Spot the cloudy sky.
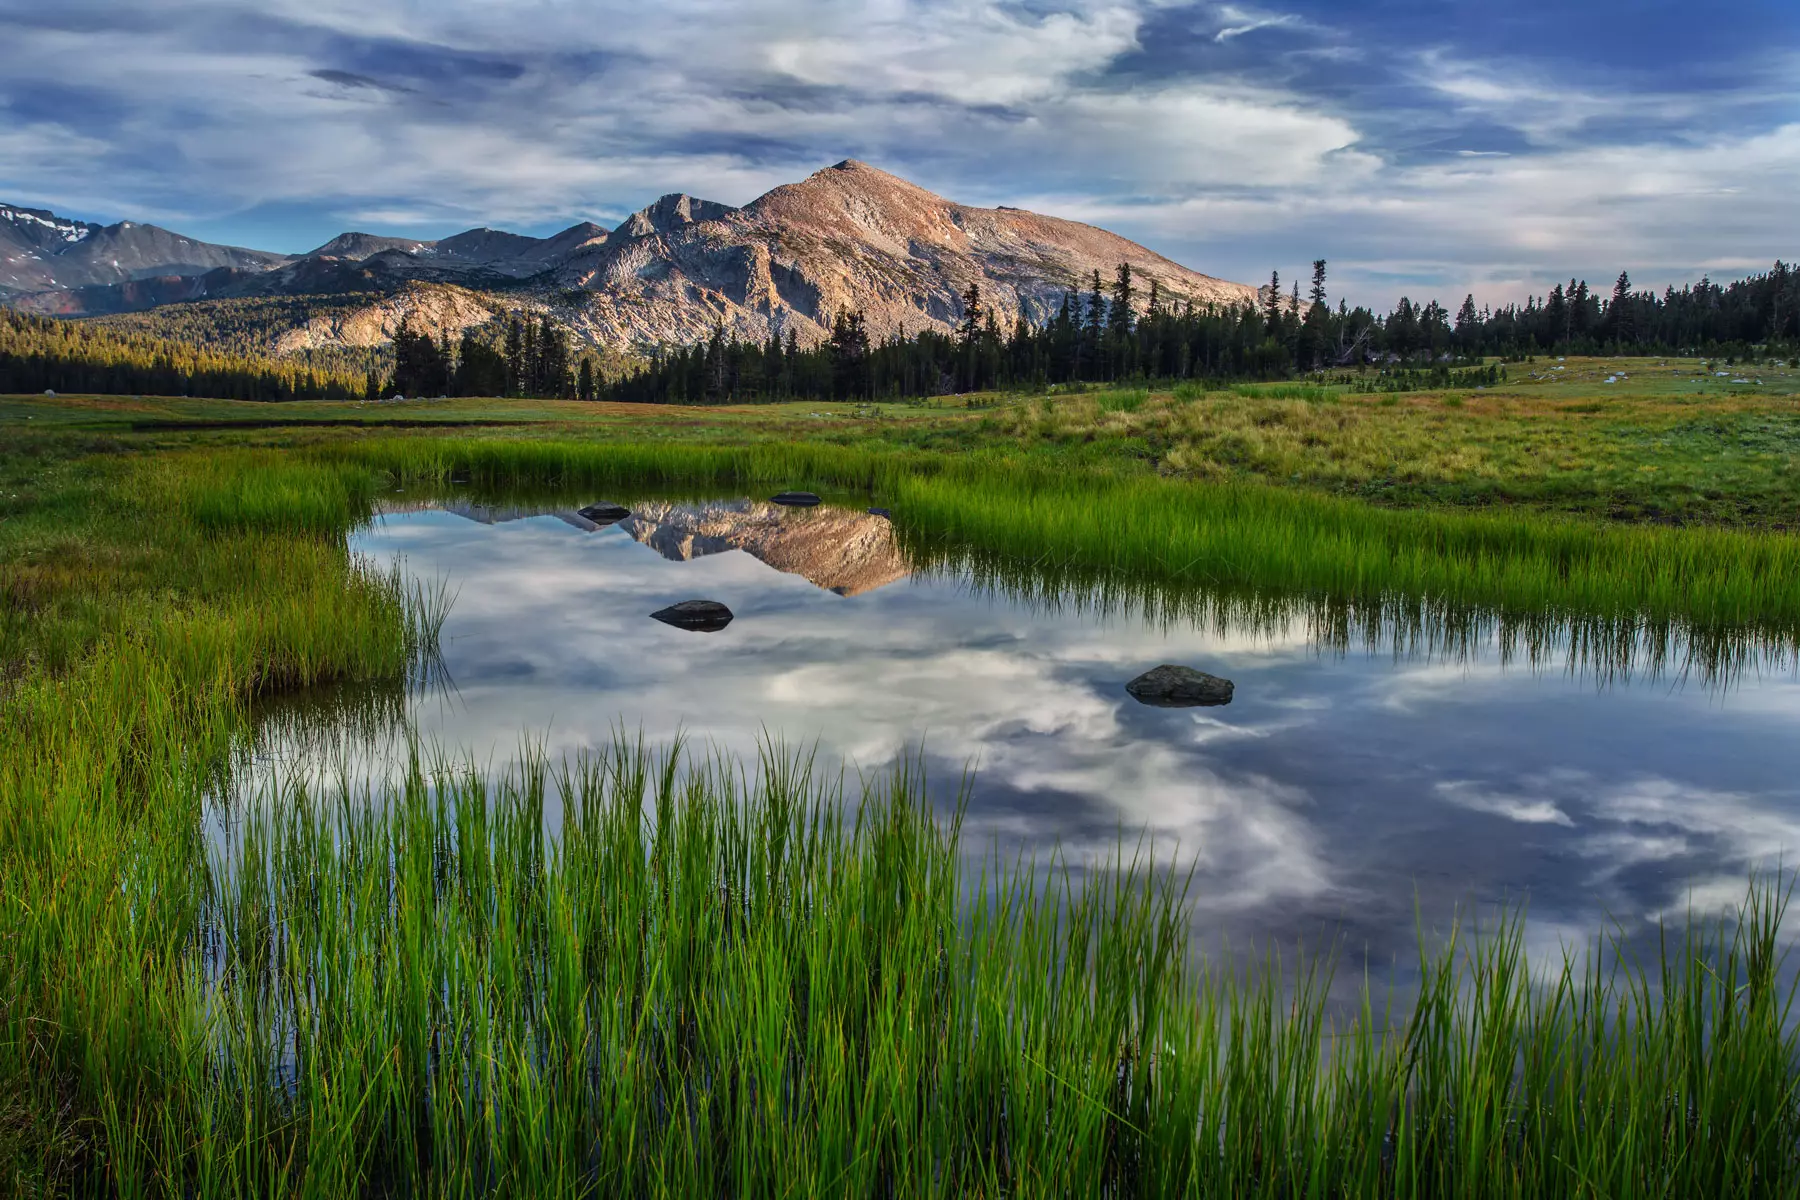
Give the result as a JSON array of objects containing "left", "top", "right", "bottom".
[{"left": 2, "top": 1, "right": 1796, "bottom": 306}]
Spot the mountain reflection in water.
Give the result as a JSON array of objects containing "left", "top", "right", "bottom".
[
  {"left": 226, "top": 494, "right": 1800, "bottom": 968},
  {"left": 618, "top": 500, "right": 909, "bottom": 597}
]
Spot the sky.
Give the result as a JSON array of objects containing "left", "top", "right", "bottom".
[{"left": 1, "top": 0, "right": 1796, "bottom": 308}]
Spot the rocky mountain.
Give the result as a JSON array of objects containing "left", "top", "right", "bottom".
[
  {"left": 3, "top": 162, "right": 1258, "bottom": 349},
  {"left": 0, "top": 204, "right": 285, "bottom": 296},
  {"left": 552, "top": 160, "right": 1256, "bottom": 347},
  {"left": 304, "top": 232, "right": 433, "bottom": 261}
]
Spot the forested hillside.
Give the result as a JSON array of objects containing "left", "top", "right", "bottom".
[
  {"left": 0, "top": 310, "right": 366, "bottom": 400},
  {"left": 90, "top": 295, "right": 392, "bottom": 381}
]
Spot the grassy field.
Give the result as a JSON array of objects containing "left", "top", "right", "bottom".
[
  {"left": 9, "top": 356, "right": 1798, "bottom": 525},
  {"left": 3, "top": 363, "right": 1800, "bottom": 1193}
]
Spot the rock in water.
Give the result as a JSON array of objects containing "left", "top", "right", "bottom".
[
  {"left": 771, "top": 491, "right": 821, "bottom": 507},
  {"left": 578, "top": 501, "right": 632, "bottom": 525},
  {"left": 1125, "top": 665, "right": 1234, "bottom": 708},
  {"left": 867, "top": 507, "right": 892, "bottom": 519},
  {"left": 650, "top": 599, "right": 734, "bottom": 632}
]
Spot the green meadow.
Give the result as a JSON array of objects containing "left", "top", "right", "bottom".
[{"left": 3, "top": 365, "right": 1800, "bottom": 1194}]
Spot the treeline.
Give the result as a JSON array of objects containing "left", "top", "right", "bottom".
[
  {"left": 0, "top": 309, "right": 365, "bottom": 401},
  {"left": 387, "top": 315, "right": 597, "bottom": 400},
  {"left": 606, "top": 259, "right": 1800, "bottom": 403}
]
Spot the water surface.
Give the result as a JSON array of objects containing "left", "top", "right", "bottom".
[{"left": 241, "top": 492, "right": 1800, "bottom": 965}]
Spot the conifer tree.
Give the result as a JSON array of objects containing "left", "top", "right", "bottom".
[
  {"left": 1607, "top": 270, "right": 1635, "bottom": 345},
  {"left": 503, "top": 318, "right": 525, "bottom": 396}
]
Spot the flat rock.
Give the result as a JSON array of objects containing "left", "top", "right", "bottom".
[
  {"left": 1125, "top": 664, "right": 1234, "bottom": 708},
  {"left": 867, "top": 507, "right": 892, "bottom": 519},
  {"left": 578, "top": 501, "right": 632, "bottom": 525},
  {"left": 650, "top": 599, "right": 734, "bottom": 633},
  {"left": 771, "top": 491, "right": 821, "bottom": 507}
]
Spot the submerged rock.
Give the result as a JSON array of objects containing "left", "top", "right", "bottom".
[
  {"left": 1125, "top": 665, "right": 1234, "bottom": 708},
  {"left": 650, "top": 599, "right": 734, "bottom": 633},
  {"left": 578, "top": 501, "right": 633, "bottom": 525},
  {"left": 771, "top": 491, "right": 821, "bottom": 507}
]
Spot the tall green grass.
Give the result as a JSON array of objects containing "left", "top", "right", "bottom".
[
  {"left": 5, "top": 440, "right": 1799, "bottom": 1194},
  {"left": 1230, "top": 383, "right": 1339, "bottom": 403},
  {"left": 60, "top": 744, "right": 1798, "bottom": 1195},
  {"left": 0, "top": 447, "right": 447, "bottom": 1190}
]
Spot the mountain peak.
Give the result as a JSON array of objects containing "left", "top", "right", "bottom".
[
  {"left": 1, "top": 203, "right": 101, "bottom": 249},
  {"left": 613, "top": 193, "right": 737, "bottom": 239},
  {"left": 307, "top": 232, "right": 432, "bottom": 260}
]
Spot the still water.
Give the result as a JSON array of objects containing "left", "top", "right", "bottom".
[{"left": 246, "top": 492, "right": 1800, "bottom": 964}]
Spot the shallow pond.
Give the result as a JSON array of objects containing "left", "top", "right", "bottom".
[{"left": 241, "top": 491, "right": 1800, "bottom": 965}]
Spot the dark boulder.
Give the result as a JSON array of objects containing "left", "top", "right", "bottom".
[
  {"left": 867, "top": 507, "right": 892, "bottom": 519},
  {"left": 771, "top": 491, "right": 821, "bottom": 507},
  {"left": 578, "top": 501, "right": 632, "bottom": 525},
  {"left": 1125, "top": 665, "right": 1234, "bottom": 708},
  {"left": 651, "top": 599, "right": 734, "bottom": 633}
]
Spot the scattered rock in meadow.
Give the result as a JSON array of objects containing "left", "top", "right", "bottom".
[
  {"left": 650, "top": 599, "right": 734, "bottom": 632},
  {"left": 1125, "top": 665, "right": 1234, "bottom": 708},
  {"left": 772, "top": 491, "right": 822, "bottom": 507},
  {"left": 578, "top": 501, "right": 632, "bottom": 525}
]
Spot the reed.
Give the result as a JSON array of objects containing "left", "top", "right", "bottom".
[{"left": 49, "top": 744, "right": 1800, "bottom": 1196}]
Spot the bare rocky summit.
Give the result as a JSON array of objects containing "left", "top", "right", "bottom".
[{"left": 554, "top": 160, "right": 1256, "bottom": 346}]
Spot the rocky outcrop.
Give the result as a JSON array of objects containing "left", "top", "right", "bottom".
[
  {"left": 620, "top": 500, "right": 909, "bottom": 597},
  {"left": 272, "top": 284, "right": 510, "bottom": 352}
]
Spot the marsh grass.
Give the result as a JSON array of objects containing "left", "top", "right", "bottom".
[
  {"left": 5, "top": 438, "right": 1800, "bottom": 1194},
  {"left": 71, "top": 743, "right": 1798, "bottom": 1195},
  {"left": 1231, "top": 383, "right": 1339, "bottom": 404},
  {"left": 1099, "top": 387, "right": 1152, "bottom": 414},
  {"left": 313, "top": 436, "right": 1800, "bottom": 647},
  {"left": 0, "top": 445, "right": 448, "bottom": 1190}
]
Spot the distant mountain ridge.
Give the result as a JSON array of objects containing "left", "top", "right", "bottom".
[
  {"left": 0, "top": 204, "right": 285, "bottom": 296},
  {"left": 1, "top": 163, "right": 1259, "bottom": 352}
]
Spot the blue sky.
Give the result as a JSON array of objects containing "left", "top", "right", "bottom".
[{"left": 1, "top": 1, "right": 1795, "bottom": 307}]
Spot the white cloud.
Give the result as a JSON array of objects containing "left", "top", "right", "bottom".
[
  {"left": 1212, "top": 4, "right": 1300, "bottom": 42},
  {"left": 0, "top": 1, "right": 1795, "bottom": 304}
]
